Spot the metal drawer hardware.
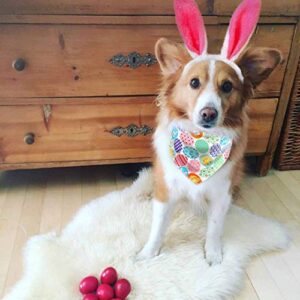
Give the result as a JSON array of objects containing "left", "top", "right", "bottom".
[
  {"left": 24, "top": 133, "right": 35, "bottom": 145},
  {"left": 12, "top": 58, "right": 26, "bottom": 71},
  {"left": 109, "top": 52, "right": 157, "bottom": 69},
  {"left": 110, "top": 124, "right": 153, "bottom": 137}
]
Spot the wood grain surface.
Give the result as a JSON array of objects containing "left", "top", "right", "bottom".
[
  {"left": 0, "top": 97, "right": 277, "bottom": 169},
  {"left": 0, "top": 24, "right": 293, "bottom": 98},
  {"left": 0, "top": 0, "right": 299, "bottom": 16}
]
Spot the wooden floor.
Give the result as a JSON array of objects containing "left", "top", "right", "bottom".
[{"left": 0, "top": 165, "right": 300, "bottom": 300}]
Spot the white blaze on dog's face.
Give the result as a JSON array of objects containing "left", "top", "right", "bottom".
[{"left": 155, "top": 38, "right": 281, "bottom": 132}]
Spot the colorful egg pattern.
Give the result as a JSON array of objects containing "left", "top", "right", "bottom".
[
  {"left": 209, "top": 143, "right": 222, "bottom": 157},
  {"left": 172, "top": 127, "right": 179, "bottom": 140},
  {"left": 187, "top": 160, "right": 200, "bottom": 173},
  {"left": 174, "top": 139, "right": 182, "bottom": 153},
  {"left": 188, "top": 173, "right": 202, "bottom": 184},
  {"left": 223, "top": 148, "right": 231, "bottom": 160},
  {"left": 220, "top": 136, "right": 230, "bottom": 146},
  {"left": 183, "top": 146, "right": 199, "bottom": 159},
  {"left": 175, "top": 154, "right": 188, "bottom": 167},
  {"left": 169, "top": 145, "right": 175, "bottom": 157},
  {"left": 180, "top": 132, "right": 194, "bottom": 146},
  {"left": 200, "top": 155, "right": 213, "bottom": 166},
  {"left": 195, "top": 139, "right": 209, "bottom": 153},
  {"left": 180, "top": 166, "right": 189, "bottom": 175},
  {"left": 191, "top": 132, "right": 203, "bottom": 139},
  {"left": 170, "top": 126, "right": 232, "bottom": 184}
]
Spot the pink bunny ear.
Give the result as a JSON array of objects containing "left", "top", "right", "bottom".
[
  {"left": 221, "top": 0, "right": 261, "bottom": 61},
  {"left": 174, "top": 0, "right": 207, "bottom": 56}
]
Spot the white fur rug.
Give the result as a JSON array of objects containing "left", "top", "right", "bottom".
[{"left": 2, "top": 169, "right": 289, "bottom": 300}]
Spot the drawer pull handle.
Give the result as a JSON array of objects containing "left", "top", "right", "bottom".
[
  {"left": 109, "top": 52, "right": 157, "bottom": 69},
  {"left": 110, "top": 124, "right": 152, "bottom": 137},
  {"left": 24, "top": 133, "right": 35, "bottom": 145},
  {"left": 13, "top": 58, "right": 26, "bottom": 71}
]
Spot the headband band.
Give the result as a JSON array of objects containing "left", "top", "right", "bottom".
[{"left": 183, "top": 54, "right": 244, "bottom": 82}]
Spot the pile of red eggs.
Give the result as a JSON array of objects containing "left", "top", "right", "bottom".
[{"left": 79, "top": 267, "right": 131, "bottom": 300}]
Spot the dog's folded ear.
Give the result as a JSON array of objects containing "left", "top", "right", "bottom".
[
  {"left": 155, "top": 38, "right": 191, "bottom": 76},
  {"left": 236, "top": 47, "right": 282, "bottom": 88}
]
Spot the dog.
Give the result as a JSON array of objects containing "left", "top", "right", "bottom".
[{"left": 137, "top": 0, "right": 282, "bottom": 265}]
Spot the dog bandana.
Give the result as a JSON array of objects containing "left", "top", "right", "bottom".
[{"left": 170, "top": 127, "right": 232, "bottom": 184}]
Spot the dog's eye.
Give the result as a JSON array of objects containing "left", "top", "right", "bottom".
[
  {"left": 221, "top": 81, "right": 233, "bottom": 93},
  {"left": 190, "top": 78, "right": 200, "bottom": 89}
]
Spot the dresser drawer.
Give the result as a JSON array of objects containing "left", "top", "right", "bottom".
[
  {"left": 0, "top": 97, "right": 276, "bottom": 167},
  {"left": 0, "top": 24, "right": 293, "bottom": 98},
  {"left": 1, "top": 0, "right": 298, "bottom": 16},
  {"left": 0, "top": 98, "right": 157, "bottom": 165}
]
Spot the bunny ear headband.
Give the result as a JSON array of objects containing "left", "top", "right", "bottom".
[{"left": 174, "top": 0, "right": 261, "bottom": 81}]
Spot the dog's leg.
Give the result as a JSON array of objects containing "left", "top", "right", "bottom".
[
  {"left": 136, "top": 199, "right": 174, "bottom": 260},
  {"left": 205, "top": 192, "right": 231, "bottom": 265}
]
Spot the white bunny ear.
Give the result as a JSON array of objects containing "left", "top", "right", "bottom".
[
  {"left": 174, "top": 0, "right": 207, "bottom": 57},
  {"left": 221, "top": 0, "right": 261, "bottom": 61}
]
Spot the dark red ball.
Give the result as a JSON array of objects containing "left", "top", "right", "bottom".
[
  {"left": 79, "top": 276, "right": 98, "bottom": 295},
  {"left": 83, "top": 294, "right": 98, "bottom": 300},
  {"left": 97, "top": 284, "right": 115, "bottom": 300},
  {"left": 114, "top": 279, "right": 131, "bottom": 299},
  {"left": 100, "top": 267, "right": 118, "bottom": 285}
]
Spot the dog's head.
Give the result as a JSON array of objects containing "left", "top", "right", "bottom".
[{"left": 156, "top": 0, "right": 281, "bottom": 133}]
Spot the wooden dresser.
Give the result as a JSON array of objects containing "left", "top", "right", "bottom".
[{"left": 0, "top": 1, "right": 299, "bottom": 175}]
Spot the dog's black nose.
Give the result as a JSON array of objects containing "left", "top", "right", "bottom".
[{"left": 200, "top": 107, "right": 218, "bottom": 123}]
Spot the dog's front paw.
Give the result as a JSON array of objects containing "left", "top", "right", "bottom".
[
  {"left": 205, "top": 243, "right": 223, "bottom": 266},
  {"left": 135, "top": 245, "right": 160, "bottom": 261}
]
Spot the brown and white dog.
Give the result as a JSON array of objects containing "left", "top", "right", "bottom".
[{"left": 137, "top": 0, "right": 281, "bottom": 265}]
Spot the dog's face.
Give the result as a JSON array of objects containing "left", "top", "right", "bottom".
[
  {"left": 156, "top": 38, "right": 281, "bottom": 132},
  {"left": 170, "top": 58, "right": 244, "bottom": 130}
]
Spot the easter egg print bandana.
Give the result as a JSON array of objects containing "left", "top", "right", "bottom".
[{"left": 170, "top": 127, "right": 232, "bottom": 184}]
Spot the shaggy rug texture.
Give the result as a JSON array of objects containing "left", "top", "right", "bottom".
[{"left": 2, "top": 169, "right": 290, "bottom": 300}]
